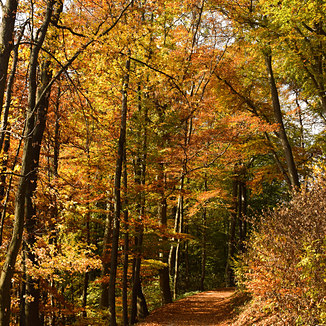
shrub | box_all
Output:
[237,179,326,325]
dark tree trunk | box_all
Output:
[168,206,177,275]
[0,0,18,115]
[157,163,172,305]
[130,84,149,324]
[82,271,89,317]
[100,203,113,309]
[225,176,238,287]
[200,206,207,292]
[82,209,91,317]
[265,53,300,188]
[19,246,26,326]
[158,195,172,304]
[108,55,130,326]
[0,1,54,323]
[122,155,129,326]
[200,178,208,292]
[130,157,147,324]
[25,60,52,326]
[173,187,184,300]
[0,24,25,245]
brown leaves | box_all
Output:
[238,177,326,324]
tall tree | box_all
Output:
[108,54,130,326]
[264,52,300,188]
[0,1,55,324]
[0,0,18,114]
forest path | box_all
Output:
[136,288,237,326]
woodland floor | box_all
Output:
[136,288,245,326]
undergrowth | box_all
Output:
[234,178,326,325]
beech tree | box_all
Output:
[0,0,324,325]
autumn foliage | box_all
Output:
[0,0,325,325]
[235,177,326,325]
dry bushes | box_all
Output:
[236,179,326,325]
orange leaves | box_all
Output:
[237,178,326,324]
[25,237,102,280]
[188,188,226,216]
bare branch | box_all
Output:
[33,1,133,115]
[53,24,86,38]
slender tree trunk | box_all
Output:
[130,159,147,324]
[0,24,25,245]
[158,195,172,304]
[225,175,238,287]
[108,55,130,326]
[173,184,184,300]
[0,2,54,322]
[157,163,172,304]
[82,217,90,317]
[122,153,129,326]
[19,246,26,326]
[130,83,149,324]
[265,53,300,188]
[200,206,207,292]
[168,206,177,276]
[200,178,208,292]
[184,225,190,290]
[48,92,60,326]
[0,0,18,115]
[238,180,243,244]
[25,60,52,326]
[100,203,113,309]
[242,181,248,249]
[82,129,92,318]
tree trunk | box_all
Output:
[225,176,238,287]
[25,60,52,326]
[100,203,113,309]
[200,178,208,292]
[0,1,54,323]
[108,55,130,326]
[200,206,207,292]
[130,82,149,324]
[0,21,25,246]
[0,0,18,115]
[157,163,172,305]
[173,187,184,300]
[82,208,91,317]
[19,246,26,326]
[265,53,300,188]
[122,153,129,326]
[130,156,147,324]
[158,195,172,304]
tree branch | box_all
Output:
[34,0,133,115]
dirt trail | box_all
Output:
[136,289,237,326]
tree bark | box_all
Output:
[24,60,52,326]
[122,155,129,326]
[173,184,184,300]
[130,158,147,323]
[0,0,18,115]
[130,83,149,324]
[108,55,130,326]
[0,1,54,323]
[158,195,172,304]
[0,20,25,246]
[200,178,208,292]
[225,175,238,287]
[265,53,300,188]
[100,203,113,309]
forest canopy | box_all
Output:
[0,0,325,325]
